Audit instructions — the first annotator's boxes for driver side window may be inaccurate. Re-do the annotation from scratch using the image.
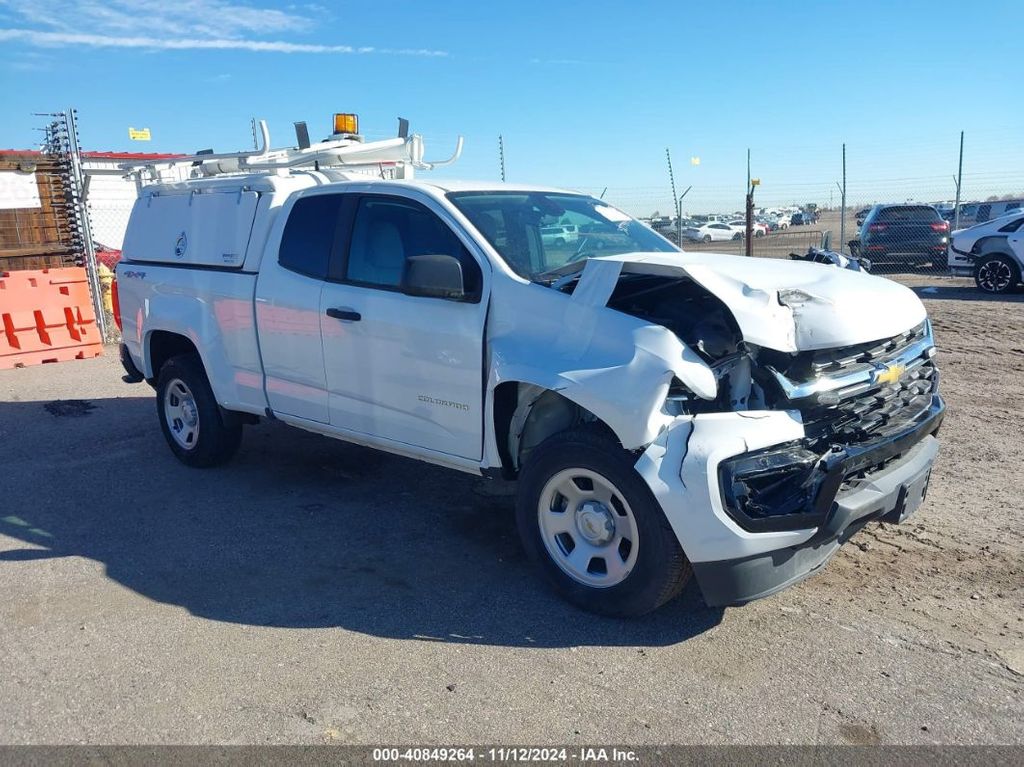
[345,196,481,297]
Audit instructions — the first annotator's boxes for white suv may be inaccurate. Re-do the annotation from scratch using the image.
[948,212,1024,293]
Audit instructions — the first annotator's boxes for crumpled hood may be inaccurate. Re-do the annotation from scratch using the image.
[570,251,927,352]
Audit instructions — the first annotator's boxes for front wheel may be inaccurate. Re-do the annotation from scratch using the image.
[156,354,242,467]
[703,234,712,243]
[516,429,691,617]
[974,254,1019,294]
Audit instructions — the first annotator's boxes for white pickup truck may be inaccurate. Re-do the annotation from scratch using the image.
[115,119,944,617]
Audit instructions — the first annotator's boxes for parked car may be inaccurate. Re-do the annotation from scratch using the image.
[948,211,1024,294]
[857,204,949,265]
[684,221,741,242]
[791,211,818,226]
[541,225,573,246]
[114,119,943,618]
[774,213,791,229]
[648,217,674,234]
[726,219,768,237]
[955,199,1024,228]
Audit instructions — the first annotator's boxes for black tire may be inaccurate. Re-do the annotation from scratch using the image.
[974,254,1020,294]
[732,232,742,241]
[703,234,712,243]
[516,428,691,617]
[156,353,242,467]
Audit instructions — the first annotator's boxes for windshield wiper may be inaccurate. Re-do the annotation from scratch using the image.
[532,261,587,286]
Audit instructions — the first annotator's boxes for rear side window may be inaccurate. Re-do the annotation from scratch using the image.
[279,194,345,279]
[875,206,941,223]
[998,217,1024,233]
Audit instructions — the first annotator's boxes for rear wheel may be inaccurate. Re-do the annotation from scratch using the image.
[516,428,691,617]
[974,254,1019,294]
[156,354,242,467]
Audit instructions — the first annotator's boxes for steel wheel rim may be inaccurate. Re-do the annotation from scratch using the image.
[164,378,200,450]
[537,468,639,589]
[978,259,1012,292]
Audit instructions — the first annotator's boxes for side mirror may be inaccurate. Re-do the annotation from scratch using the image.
[401,254,466,300]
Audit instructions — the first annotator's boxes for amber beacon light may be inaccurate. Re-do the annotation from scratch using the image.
[333,113,359,135]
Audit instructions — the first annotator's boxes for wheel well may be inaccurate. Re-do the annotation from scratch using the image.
[493,382,618,478]
[148,331,198,380]
[973,236,1012,256]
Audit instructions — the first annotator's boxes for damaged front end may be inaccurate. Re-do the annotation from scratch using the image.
[568,255,945,604]
[591,260,943,534]
[718,320,943,534]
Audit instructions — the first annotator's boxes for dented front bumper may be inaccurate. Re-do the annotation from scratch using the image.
[635,396,944,607]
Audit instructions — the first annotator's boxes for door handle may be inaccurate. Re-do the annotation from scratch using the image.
[325,307,361,322]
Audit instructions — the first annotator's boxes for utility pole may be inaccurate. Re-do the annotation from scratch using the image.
[954,131,964,230]
[498,134,506,182]
[666,148,680,245]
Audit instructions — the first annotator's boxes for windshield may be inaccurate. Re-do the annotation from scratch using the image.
[447,191,679,281]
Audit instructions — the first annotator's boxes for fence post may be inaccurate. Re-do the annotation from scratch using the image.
[839,143,846,253]
[954,131,964,230]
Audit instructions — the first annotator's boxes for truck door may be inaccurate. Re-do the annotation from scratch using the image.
[255,193,346,423]
[319,193,487,460]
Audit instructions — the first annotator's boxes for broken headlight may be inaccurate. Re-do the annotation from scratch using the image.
[718,444,830,532]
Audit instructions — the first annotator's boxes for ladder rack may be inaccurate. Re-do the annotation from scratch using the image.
[108,118,463,187]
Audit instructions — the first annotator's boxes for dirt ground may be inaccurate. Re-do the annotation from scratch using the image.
[0,272,1020,745]
[816,274,1024,677]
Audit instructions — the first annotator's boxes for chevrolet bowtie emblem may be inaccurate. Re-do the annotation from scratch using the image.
[874,362,905,385]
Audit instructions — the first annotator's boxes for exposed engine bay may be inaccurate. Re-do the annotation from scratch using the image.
[597,273,764,417]
[574,272,938,456]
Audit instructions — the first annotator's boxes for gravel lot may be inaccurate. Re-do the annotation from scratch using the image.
[0,274,1020,745]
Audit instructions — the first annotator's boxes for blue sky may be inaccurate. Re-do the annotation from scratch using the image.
[1,0,1020,214]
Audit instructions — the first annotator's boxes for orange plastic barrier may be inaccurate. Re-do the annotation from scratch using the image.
[0,267,104,369]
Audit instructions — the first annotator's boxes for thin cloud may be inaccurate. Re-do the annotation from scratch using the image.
[0,1,448,56]
[0,28,448,56]
[0,0,313,38]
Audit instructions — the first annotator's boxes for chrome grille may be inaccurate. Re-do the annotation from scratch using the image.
[808,322,927,377]
[769,321,938,445]
[800,358,937,443]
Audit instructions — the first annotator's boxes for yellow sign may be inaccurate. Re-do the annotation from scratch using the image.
[690,156,700,166]
[128,127,151,141]
[751,178,761,186]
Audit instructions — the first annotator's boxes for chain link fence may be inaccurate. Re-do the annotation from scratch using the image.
[562,188,1024,275]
